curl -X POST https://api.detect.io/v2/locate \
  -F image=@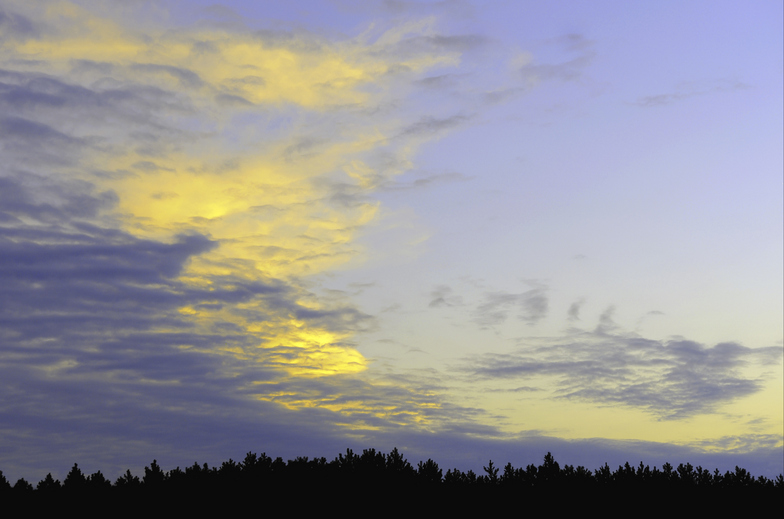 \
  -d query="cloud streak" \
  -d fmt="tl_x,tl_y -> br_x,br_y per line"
463,332 -> 782,419
633,79 -> 750,107
472,287 -> 549,328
